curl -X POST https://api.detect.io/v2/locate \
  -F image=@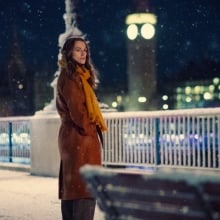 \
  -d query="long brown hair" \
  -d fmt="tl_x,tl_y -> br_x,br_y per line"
58,37 -> 98,88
